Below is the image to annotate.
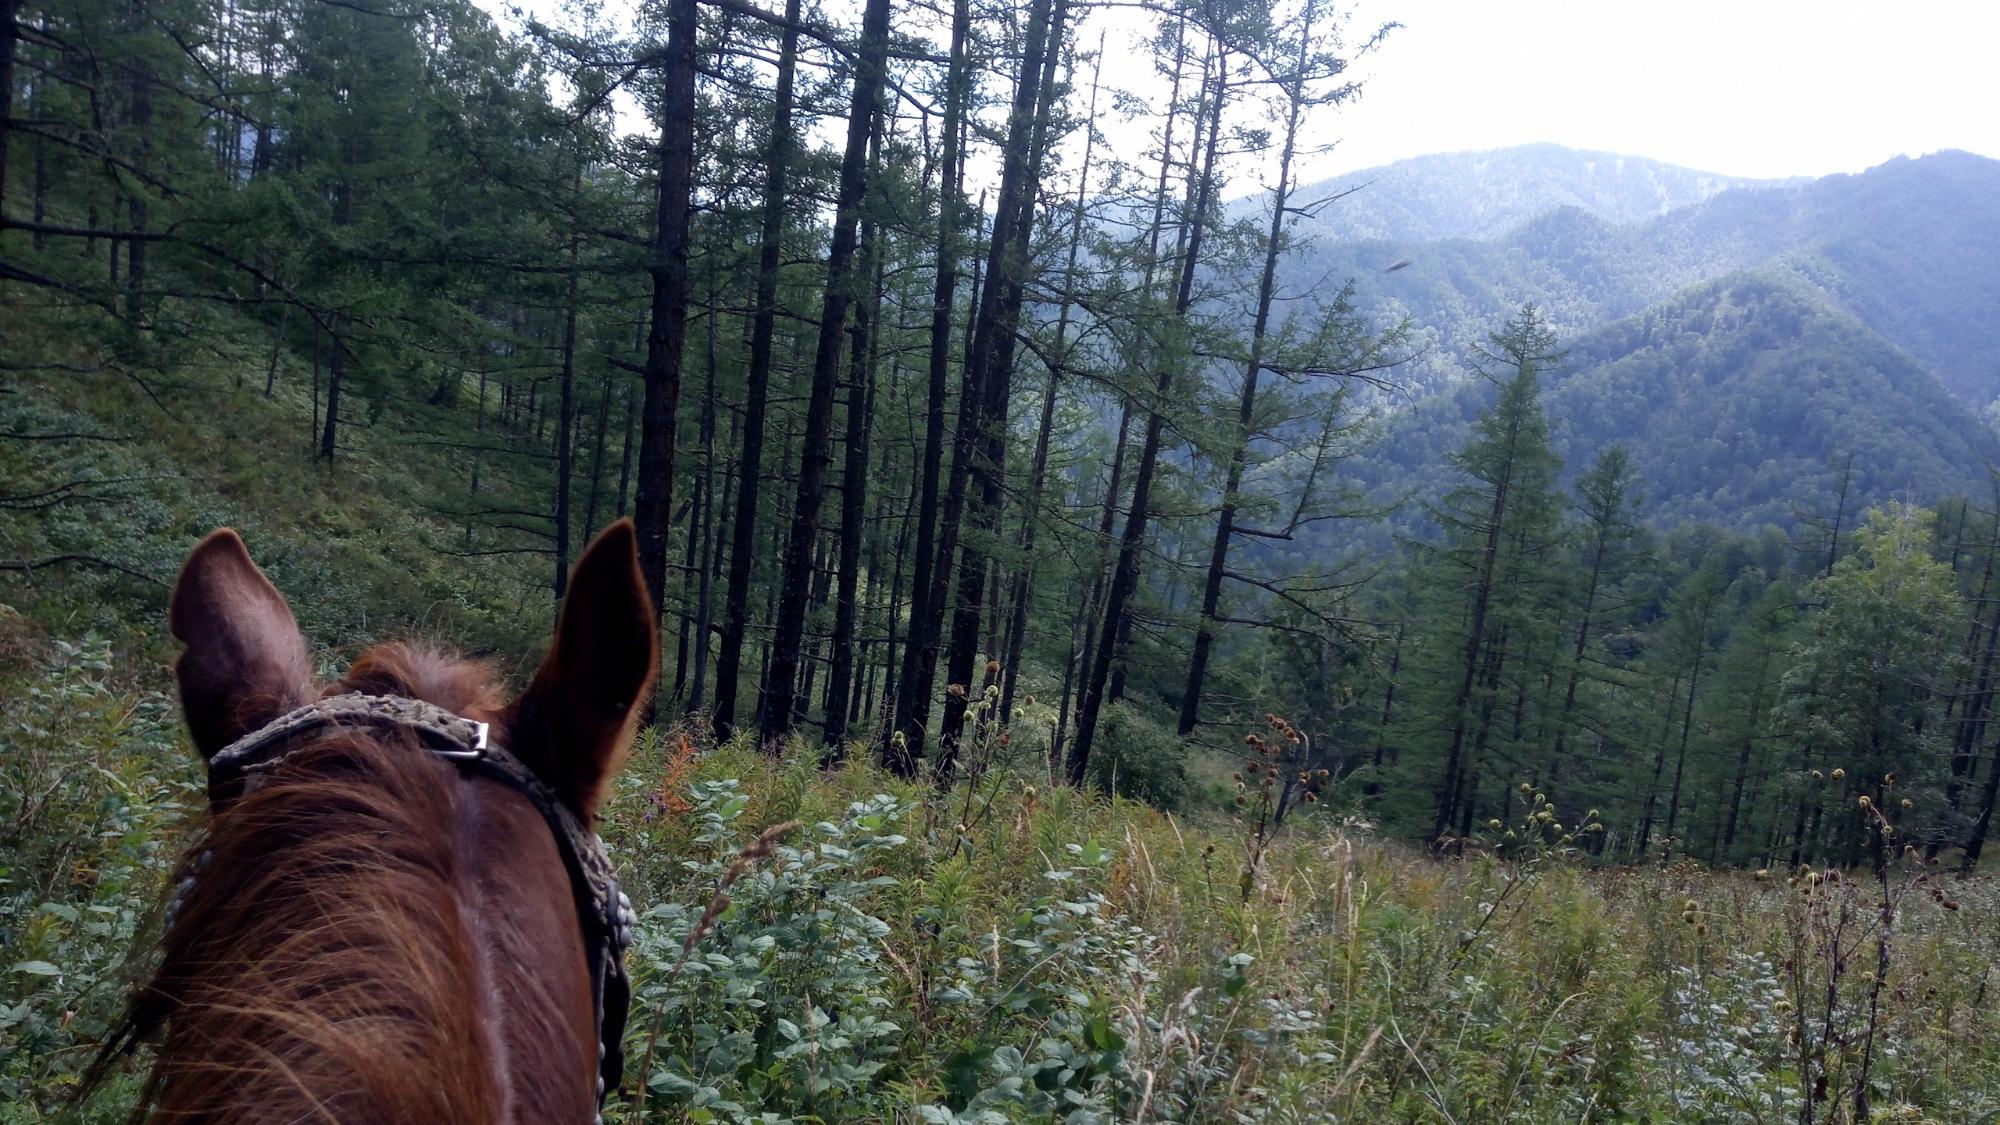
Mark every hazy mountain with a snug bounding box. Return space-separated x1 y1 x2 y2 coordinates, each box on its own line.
1268 143 1797 244
1276 149 2000 408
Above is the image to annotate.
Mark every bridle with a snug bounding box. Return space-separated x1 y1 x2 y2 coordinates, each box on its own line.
173 692 636 1117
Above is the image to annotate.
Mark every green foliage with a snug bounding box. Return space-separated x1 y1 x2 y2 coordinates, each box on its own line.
626 781 908 1121
1778 504 1965 859
0 638 193 1117
1085 703 1192 812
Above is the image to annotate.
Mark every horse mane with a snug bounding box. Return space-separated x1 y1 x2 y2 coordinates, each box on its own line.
95 643 544 1123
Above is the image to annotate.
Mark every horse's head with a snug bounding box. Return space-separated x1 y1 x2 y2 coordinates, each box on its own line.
132 521 657 1123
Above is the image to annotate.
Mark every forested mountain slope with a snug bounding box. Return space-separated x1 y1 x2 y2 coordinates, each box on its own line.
1350 272 2000 532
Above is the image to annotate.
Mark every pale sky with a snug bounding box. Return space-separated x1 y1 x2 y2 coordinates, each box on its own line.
486 0 2000 183
1289 0 2000 180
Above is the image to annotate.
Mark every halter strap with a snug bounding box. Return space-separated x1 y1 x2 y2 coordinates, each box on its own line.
199 693 635 1114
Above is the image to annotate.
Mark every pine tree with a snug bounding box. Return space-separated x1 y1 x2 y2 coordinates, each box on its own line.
1778 504 1962 867
1425 305 1563 839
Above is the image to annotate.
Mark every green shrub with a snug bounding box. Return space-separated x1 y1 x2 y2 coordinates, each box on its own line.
1086 702 1191 812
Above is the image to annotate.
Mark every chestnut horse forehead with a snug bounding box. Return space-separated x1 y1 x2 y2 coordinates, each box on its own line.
456 772 602 1105
198 690 638 1109
333 642 510 722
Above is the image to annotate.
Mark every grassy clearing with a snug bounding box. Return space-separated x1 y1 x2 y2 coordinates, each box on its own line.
9 645 1999 1121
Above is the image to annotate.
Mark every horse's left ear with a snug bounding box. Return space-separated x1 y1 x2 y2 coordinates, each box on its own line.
510 520 659 822
170 529 315 759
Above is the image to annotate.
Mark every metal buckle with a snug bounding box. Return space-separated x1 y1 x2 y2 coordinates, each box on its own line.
431 721 488 760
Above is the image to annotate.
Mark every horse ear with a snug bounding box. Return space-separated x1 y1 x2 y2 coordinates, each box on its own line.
169 529 315 759
510 520 659 821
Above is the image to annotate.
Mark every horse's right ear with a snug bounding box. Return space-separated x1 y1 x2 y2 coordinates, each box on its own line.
509 520 659 822
169 529 314 759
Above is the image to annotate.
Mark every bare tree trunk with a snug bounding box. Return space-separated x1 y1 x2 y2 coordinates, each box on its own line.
0 0 18 222
757 0 897 741
1068 404 1130 754
1964 733 2000 871
883 0 972 777
1721 669 1769 855
879 435 919 730
713 0 804 742
552 194 583 596
999 35 1104 728
310 327 322 447
582 375 613 543
684 264 725 715
466 367 487 544
825 121 887 757
633 0 701 631
320 323 345 462
124 3 152 327
1180 11 1315 734
934 0 1069 782
1071 31 1227 785
615 388 635 518
264 308 289 397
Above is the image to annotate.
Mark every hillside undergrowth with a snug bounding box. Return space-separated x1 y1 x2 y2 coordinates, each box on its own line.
5 312 2000 1123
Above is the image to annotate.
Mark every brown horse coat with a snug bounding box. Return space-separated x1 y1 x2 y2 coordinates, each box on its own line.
107 522 656 1123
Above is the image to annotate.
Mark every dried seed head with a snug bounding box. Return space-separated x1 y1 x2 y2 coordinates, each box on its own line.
1832 768 1846 781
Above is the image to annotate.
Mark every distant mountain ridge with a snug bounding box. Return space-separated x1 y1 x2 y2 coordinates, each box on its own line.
1269 148 2000 409
1265 143 1801 244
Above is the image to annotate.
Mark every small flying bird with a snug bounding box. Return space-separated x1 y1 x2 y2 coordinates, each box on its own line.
1383 259 1412 273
